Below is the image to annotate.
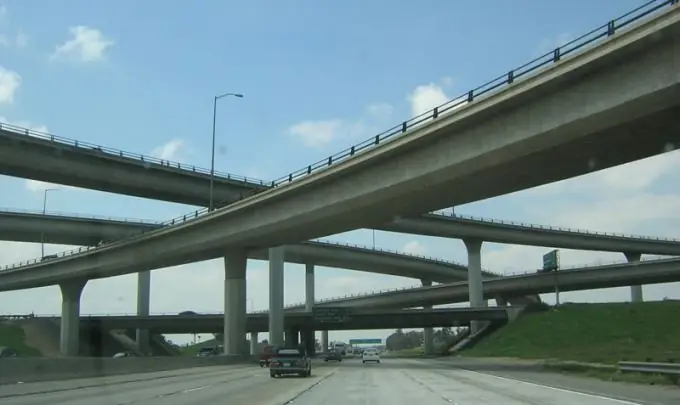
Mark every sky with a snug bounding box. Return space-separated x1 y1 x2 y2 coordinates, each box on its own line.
1 0 679 345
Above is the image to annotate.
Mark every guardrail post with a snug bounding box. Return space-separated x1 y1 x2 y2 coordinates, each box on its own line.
607 20 615 36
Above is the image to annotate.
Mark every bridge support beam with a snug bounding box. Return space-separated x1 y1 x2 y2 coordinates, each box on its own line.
250 332 258 355
305 264 315 312
321 330 329 353
224 249 247 355
136 270 151 355
59 280 87 356
625 252 643 302
464 239 486 333
421 279 434 356
285 328 299 347
301 328 315 356
269 246 285 346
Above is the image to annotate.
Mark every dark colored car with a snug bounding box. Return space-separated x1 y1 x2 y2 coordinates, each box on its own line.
197 347 219 357
269 347 312 378
323 349 342 362
259 345 277 367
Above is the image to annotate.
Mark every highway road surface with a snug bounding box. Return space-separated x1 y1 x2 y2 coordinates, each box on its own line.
1 358 679 404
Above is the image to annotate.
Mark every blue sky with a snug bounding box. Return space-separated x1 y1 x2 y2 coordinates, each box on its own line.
2 0 680 344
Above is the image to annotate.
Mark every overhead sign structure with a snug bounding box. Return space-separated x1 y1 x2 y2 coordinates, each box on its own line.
313 307 352 324
541 249 560 272
350 338 382 345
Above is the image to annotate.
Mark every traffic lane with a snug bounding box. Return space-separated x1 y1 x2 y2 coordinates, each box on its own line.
1 364 262 405
438 357 680 405
0 364 252 399
291 358 652 404
0 363 254 398
3 361 339 405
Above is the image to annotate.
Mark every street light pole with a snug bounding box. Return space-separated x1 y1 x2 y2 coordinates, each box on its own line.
209 92 244 212
41 188 59 258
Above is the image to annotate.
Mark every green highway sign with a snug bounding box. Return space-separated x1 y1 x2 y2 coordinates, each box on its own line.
312 307 352 323
349 338 382 345
541 249 559 272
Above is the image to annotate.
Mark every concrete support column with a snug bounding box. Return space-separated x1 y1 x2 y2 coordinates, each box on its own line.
301 329 315 356
285 328 299 347
269 246 285 346
224 249 247 355
625 252 643 302
136 270 151 355
250 332 258 355
305 264 315 312
59 280 87 356
421 279 434 356
321 330 329 353
464 239 485 333
495 296 508 306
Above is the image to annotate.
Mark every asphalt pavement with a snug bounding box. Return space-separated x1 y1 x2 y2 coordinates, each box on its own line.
2 358 679 404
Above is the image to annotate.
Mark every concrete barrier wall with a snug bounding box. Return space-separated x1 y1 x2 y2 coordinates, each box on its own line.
0 355 255 385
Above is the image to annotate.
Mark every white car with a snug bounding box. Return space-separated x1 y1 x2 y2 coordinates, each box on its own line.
362 348 380 364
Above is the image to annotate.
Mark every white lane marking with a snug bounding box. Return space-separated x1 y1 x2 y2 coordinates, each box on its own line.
182 385 210 393
462 369 643 404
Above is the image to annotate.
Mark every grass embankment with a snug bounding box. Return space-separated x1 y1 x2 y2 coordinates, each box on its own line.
0 323 42 356
464 301 680 385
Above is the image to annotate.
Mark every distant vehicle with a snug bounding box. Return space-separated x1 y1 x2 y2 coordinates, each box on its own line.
332 342 347 355
112 351 137 358
259 345 277 367
323 350 342 362
269 347 312 378
0 347 17 358
197 347 219 357
41 254 58 262
362 348 380 364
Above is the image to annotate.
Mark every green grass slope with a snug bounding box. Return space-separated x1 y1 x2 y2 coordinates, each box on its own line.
464 301 680 364
0 322 42 356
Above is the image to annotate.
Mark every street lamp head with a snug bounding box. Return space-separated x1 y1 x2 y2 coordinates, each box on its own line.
216 92 244 100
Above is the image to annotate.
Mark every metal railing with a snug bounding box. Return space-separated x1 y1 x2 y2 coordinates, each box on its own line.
618 361 680 375
429 210 680 242
0 207 163 225
0 122 268 186
0 0 675 271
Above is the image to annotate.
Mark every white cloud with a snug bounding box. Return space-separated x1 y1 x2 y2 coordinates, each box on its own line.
408 83 449 117
0 32 27 48
288 119 343 148
0 65 20 104
150 139 185 161
24 180 76 193
14 31 26 48
51 26 114 63
401 240 428 256
0 116 47 133
366 102 393 120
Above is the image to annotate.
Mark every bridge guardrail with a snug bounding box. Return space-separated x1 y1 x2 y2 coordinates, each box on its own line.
0 0 676 271
618 361 680 375
0 122 268 187
429 210 680 242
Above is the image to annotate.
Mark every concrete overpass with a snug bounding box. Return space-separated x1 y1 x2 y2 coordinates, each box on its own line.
2 2 678 355
1 4 677 295
4 209 680 256
0 124 270 207
73 307 508 334
295 257 680 310
0 210 494 288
